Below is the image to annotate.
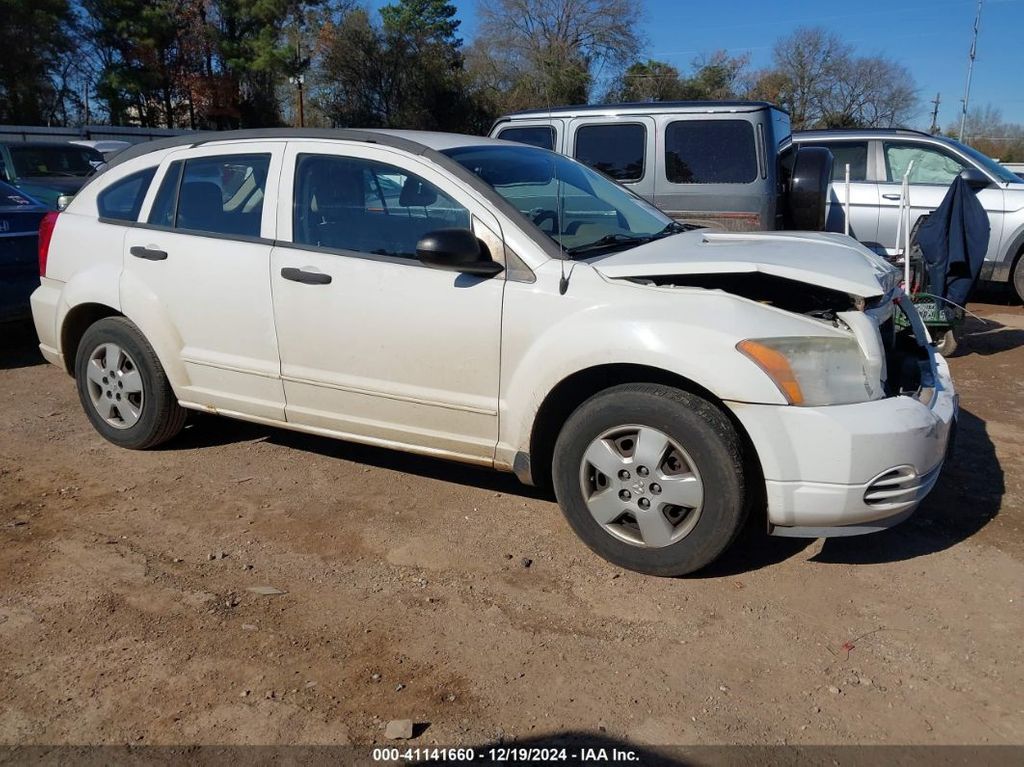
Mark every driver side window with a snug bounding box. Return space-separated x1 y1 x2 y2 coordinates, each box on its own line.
292 154 470 259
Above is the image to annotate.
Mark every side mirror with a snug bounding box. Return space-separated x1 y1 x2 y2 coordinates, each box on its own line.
416 228 504 277
959 167 991 190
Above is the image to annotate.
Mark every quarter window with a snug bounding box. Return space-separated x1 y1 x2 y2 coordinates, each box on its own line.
884 142 966 185
292 154 470 259
149 154 270 237
801 141 868 182
664 120 757 184
97 168 156 221
497 126 556 150
573 124 646 182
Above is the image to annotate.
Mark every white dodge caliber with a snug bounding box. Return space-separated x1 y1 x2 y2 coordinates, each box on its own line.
30 129 957 575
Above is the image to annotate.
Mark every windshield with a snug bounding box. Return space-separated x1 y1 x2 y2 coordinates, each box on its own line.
8 145 101 178
948 138 1023 185
442 144 678 256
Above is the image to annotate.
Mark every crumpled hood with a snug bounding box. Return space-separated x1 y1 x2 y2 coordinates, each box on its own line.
589 230 899 298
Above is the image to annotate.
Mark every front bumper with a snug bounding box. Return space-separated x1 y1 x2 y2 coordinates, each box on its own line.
726 353 957 537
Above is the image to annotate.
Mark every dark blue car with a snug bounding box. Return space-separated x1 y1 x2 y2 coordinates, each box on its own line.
0 181 47 322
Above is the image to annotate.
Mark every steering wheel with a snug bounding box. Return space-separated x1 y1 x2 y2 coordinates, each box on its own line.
530 208 558 232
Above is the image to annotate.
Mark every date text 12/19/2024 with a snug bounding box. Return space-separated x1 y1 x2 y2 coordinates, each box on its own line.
372 746 641 762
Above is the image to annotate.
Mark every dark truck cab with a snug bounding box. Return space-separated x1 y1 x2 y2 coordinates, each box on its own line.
489 101 831 232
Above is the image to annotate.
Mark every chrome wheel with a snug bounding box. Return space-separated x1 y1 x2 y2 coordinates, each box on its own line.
84 342 144 429
578 424 704 548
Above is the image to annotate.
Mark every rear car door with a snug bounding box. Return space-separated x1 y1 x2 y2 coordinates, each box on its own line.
876 140 1005 262
269 140 504 462
796 139 880 246
125 143 287 420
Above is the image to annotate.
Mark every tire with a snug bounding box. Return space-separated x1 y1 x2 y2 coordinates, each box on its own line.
1013 253 1024 305
552 384 746 577
935 327 959 357
74 317 186 450
784 146 833 232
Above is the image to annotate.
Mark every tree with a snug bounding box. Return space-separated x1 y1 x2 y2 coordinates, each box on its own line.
476 0 643 109
0 0 75 124
316 1 484 131
950 105 1024 163
605 60 688 102
764 26 918 130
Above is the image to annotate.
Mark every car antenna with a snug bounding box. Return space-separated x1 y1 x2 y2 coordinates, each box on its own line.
548 95 575 295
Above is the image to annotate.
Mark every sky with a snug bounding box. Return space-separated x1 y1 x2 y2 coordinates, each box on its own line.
368 0 1024 128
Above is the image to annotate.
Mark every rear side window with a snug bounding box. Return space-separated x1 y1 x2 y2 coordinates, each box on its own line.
665 120 757 184
292 153 470 259
148 154 270 238
497 126 556 150
574 124 646 182
97 168 156 221
801 141 868 182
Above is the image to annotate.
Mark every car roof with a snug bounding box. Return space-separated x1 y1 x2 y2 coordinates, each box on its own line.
501 100 782 119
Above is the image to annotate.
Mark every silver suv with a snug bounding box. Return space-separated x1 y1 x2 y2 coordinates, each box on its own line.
790 128 1024 301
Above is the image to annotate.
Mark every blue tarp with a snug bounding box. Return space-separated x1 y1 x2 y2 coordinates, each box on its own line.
915 176 990 307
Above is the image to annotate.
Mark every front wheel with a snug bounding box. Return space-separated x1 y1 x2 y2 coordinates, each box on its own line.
552 384 747 576
74 317 187 449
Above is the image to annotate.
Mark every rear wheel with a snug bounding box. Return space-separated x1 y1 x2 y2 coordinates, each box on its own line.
74 317 186 449
552 384 746 576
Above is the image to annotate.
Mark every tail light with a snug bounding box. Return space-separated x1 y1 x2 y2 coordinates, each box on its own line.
38 211 59 277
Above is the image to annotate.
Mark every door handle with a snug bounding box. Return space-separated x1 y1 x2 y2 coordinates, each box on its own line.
281 266 332 285
130 245 168 260
882 193 902 200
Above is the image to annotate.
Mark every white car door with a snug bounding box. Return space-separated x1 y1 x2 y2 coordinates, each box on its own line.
270 140 505 463
124 142 287 420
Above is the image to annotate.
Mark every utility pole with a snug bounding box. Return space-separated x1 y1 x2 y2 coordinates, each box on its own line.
959 0 983 142
929 93 941 134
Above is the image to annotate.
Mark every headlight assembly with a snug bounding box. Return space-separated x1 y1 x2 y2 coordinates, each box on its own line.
737 336 876 406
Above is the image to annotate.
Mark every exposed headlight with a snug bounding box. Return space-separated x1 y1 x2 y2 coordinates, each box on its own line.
56 194 74 210
737 336 875 406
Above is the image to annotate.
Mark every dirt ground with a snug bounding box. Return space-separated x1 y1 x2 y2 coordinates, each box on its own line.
1 299 1022 749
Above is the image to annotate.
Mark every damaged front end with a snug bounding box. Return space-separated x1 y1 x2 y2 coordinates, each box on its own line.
624 270 935 403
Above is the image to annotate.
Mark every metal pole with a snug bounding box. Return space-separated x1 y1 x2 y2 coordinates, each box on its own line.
298 78 305 128
844 163 851 236
929 93 940 134
959 0 983 142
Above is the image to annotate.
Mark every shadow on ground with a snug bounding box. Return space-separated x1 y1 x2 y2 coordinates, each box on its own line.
169 405 999 576
815 407 1002 565
0 320 44 370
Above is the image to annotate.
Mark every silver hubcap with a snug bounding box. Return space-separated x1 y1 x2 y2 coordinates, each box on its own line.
85 343 144 429
579 425 704 548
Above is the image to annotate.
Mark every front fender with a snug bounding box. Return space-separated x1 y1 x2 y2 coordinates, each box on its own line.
496 263 844 460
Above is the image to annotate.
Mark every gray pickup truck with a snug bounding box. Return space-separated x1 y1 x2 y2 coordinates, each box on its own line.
489 101 832 233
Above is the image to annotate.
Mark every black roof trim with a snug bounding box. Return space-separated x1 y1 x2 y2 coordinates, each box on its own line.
794 127 935 138
101 128 432 173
